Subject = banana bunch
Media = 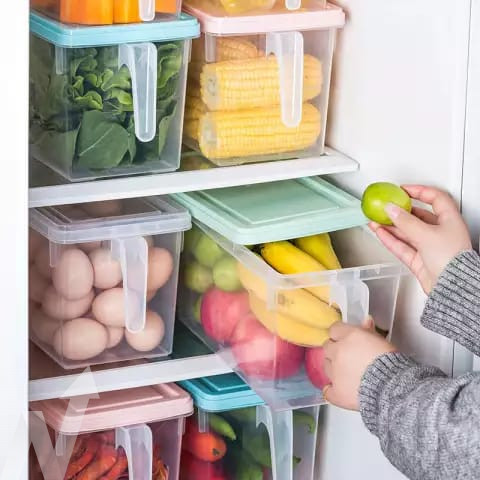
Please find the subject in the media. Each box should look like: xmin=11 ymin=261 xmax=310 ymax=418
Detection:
xmin=237 ymin=233 xmax=343 ymax=347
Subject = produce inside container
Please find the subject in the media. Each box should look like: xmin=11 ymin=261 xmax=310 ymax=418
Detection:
xmin=183 ymin=4 xmax=344 ymax=165
xmin=28 ymin=197 xmax=190 ymax=369
xmin=173 ymin=179 xmax=405 ymax=408
xmin=29 ymin=13 xmax=199 ymax=181
xmin=29 ymin=383 xmax=193 ymax=480
xmin=30 ymin=0 xmax=183 ymax=25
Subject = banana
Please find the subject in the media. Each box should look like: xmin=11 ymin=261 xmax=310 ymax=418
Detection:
xmin=294 ymin=234 xmax=342 ymax=270
xmin=260 ymin=241 xmax=333 ymax=304
xmin=249 ymin=293 xmax=330 ymax=347
xmin=237 ymin=262 xmax=341 ymax=329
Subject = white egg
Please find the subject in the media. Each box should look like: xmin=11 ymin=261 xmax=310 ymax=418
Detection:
xmin=29 ymin=265 xmax=49 ymax=304
xmin=125 ymin=310 xmax=165 ymax=352
xmin=52 ymin=248 xmax=94 ymax=300
xmin=147 ymin=248 xmax=174 ymax=291
xmin=78 ymin=241 xmax=102 ymax=254
xmin=35 ymin=244 xmax=52 ymax=280
xmin=92 ymin=288 xmax=140 ymax=328
xmin=82 ymin=200 xmax=123 ymax=218
xmin=89 ymin=248 xmax=123 ymax=289
xmin=31 ymin=310 xmax=60 ymax=346
xmin=29 ymin=229 xmax=45 ymax=262
xmin=146 ymin=289 xmax=158 ymax=302
xmin=53 ymin=318 xmax=108 ymax=361
xmin=42 ymin=286 xmax=94 ymax=320
xmin=106 ymin=326 xmax=124 ymax=349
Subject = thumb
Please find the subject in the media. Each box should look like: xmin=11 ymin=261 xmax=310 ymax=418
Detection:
xmin=385 ymin=203 xmax=429 ymax=246
xmin=323 ymin=384 xmax=342 ymax=407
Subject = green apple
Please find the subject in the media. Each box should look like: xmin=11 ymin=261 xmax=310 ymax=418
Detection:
xmin=193 ymin=296 xmax=202 ymax=323
xmin=213 ymin=257 xmax=241 ymax=292
xmin=361 ymin=182 xmax=412 ymax=225
xmin=194 ymin=235 xmax=225 ymax=268
xmin=184 ymin=262 xmax=213 ymax=293
xmin=184 ymin=227 xmax=202 ymax=254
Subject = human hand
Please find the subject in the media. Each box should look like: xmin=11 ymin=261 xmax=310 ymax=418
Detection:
xmin=323 ymin=322 xmax=396 ymax=410
xmin=370 ymin=185 xmax=472 ymax=294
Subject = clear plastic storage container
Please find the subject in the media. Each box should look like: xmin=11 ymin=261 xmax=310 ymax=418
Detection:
xmin=29 ymin=383 xmax=193 ymax=480
xmin=28 ymin=197 xmax=190 ymax=369
xmin=179 ymin=374 xmax=320 ymax=480
xmin=182 ymin=3 xmax=343 ymax=166
xmin=30 ymin=0 xmax=183 ymax=25
xmin=173 ymin=178 xmax=406 ymax=409
xmin=29 ymin=13 xmax=199 ymax=181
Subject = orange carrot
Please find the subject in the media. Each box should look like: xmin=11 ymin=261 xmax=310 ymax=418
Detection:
xmin=76 ymin=446 xmax=118 ymax=480
xmin=155 ymin=0 xmax=178 ymax=14
xmin=64 ymin=436 xmax=99 ymax=480
xmin=99 ymin=450 xmax=128 ymax=480
xmin=182 ymin=430 xmax=227 ymax=462
xmin=60 ymin=0 xmax=114 ymax=25
xmin=114 ymin=0 xmax=141 ymax=23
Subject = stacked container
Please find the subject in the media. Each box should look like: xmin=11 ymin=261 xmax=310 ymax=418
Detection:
xmin=173 ymin=178 xmax=406 ymax=409
xmin=179 ymin=374 xmax=320 ymax=480
xmin=29 ymin=12 xmax=199 ymax=181
xmin=182 ymin=2 xmax=343 ymax=165
xmin=28 ymin=196 xmax=190 ymax=369
xmin=29 ymin=383 xmax=193 ymax=480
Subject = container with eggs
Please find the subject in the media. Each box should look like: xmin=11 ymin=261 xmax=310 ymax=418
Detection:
xmin=29 ymin=197 xmax=191 ymax=369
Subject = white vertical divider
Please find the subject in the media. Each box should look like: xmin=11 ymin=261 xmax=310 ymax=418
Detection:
xmin=0 ymin=1 xmax=29 ymax=479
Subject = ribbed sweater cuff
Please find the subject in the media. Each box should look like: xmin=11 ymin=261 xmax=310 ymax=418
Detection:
xmin=421 ymin=250 xmax=480 ymax=355
xmin=359 ymin=352 xmax=418 ymax=436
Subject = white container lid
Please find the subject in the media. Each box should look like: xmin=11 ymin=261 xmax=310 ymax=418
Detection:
xmin=183 ymin=2 xmax=345 ymax=35
xmin=30 ymin=196 xmax=191 ymax=244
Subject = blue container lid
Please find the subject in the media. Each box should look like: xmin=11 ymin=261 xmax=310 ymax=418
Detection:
xmin=180 ymin=374 xmax=264 ymax=412
xmin=30 ymin=12 xmax=200 ymax=48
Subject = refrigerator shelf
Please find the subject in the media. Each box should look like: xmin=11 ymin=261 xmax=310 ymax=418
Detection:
xmin=29 ymin=147 xmax=358 ymax=208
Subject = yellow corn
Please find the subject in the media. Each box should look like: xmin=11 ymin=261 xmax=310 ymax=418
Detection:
xmin=200 ymin=54 xmax=322 ymax=111
xmin=198 ymin=103 xmax=321 ymax=160
xmin=184 ymin=91 xmax=206 ymax=141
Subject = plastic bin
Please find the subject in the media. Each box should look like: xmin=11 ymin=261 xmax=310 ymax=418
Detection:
xmin=29 ymin=13 xmax=199 ymax=181
xmin=30 ymin=0 xmax=183 ymax=24
xmin=182 ymin=3 xmax=344 ymax=165
xmin=179 ymin=374 xmax=320 ymax=480
xmin=28 ymin=197 xmax=190 ymax=369
xmin=29 ymin=383 xmax=193 ymax=480
xmin=173 ymin=178 xmax=406 ymax=409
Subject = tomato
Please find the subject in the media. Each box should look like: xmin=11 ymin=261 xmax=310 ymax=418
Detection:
xmin=361 ymin=182 xmax=412 ymax=225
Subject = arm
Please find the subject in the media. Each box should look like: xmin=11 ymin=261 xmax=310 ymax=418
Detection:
xmin=360 ymin=352 xmax=480 ymax=480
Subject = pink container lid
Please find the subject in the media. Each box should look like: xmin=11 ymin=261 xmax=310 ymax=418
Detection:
xmin=183 ymin=2 xmax=345 ymax=35
xmin=30 ymin=384 xmax=193 ymax=435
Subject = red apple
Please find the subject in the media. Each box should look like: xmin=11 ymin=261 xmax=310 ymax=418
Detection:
xmin=230 ymin=312 xmax=262 ymax=344
xmin=305 ymin=347 xmax=330 ymax=389
xmin=200 ymin=288 xmax=250 ymax=343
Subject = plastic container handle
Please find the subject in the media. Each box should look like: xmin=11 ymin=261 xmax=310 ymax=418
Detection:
xmin=119 ymin=43 xmax=158 ymax=142
xmin=285 ymin=0 xmax=301 ymax=10
xmin=116 ymin=424 xmax=153 ymax=480
xmin=111 ymin=237 xmax=148 ymax=333
xmin=138 ymin=0 xmax=155 ymax=21
xmin=266 ymin=31 xmax=304 ymax=128
xmin=256 ymin=406 xmax=293 ymax=480
xmin=329 ymin=280 xmax=370 ymax=327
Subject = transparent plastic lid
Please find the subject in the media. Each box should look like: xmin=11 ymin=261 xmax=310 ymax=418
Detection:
xmin=30 ymin=383 xmax=193 ymax=434
xmin=183 ymin=2 xmax=344 ymax=35
xmin=172 ymin=178 xmax=367 ymax=245
xmin=30 ymin=197 xmax=191 ymax=244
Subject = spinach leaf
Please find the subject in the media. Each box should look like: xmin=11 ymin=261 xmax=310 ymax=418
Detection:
xmin=76 ymin=111 xmax=129 ymax=169
xmin=157 ymin=101 xmax=177 ymax=155
xmin=104 ymin=88 xmax=134 ymax=112
xmin=121 ymin=115 xmax=137 ymax=165
xmin=101 ymin=66 xmax=131 ymax=91
xmin=157 ymin=44 xmax=182 ymax=90
xmin=73 ymin=91 xmax=103 ymax=110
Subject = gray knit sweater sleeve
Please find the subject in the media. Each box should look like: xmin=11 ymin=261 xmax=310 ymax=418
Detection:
xmin=359 ymin=250 xmax=480 ymax=480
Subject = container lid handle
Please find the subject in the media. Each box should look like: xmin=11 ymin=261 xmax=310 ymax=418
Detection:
xmin=138 ymin=0 xmax=156 ymax=21
xmin=119 ymin=43 xmax=158 ymax=143
xmin=116 ymin=424 xmax=153 ymax=480
xmin=285 ymin=0 xmax=301 ymax=10
xmin=111 ymin=237 xmax=148 ymax=333
xmin=266 ymin=31 xmax=304 ymax=128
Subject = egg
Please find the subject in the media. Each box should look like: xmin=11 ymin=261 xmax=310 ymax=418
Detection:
xmin=29 ymin=229 xmax=45 ymax=262
xmin=82 ymin=200 xmax=123 ymax=218
xmin=78 ymin=241 xmax=102 ymax=254
xmin=146 ymin=289 xmax=158 ymax=302
xmin=92 ymin=288 xmax=140 ymax=328
xmin=89 ymin=248 xmax=123 ymax=289
xmin=53 ymin=318 xmax=108 ymax=361
xmin=147 ymin=248 xmax=174 ymax=291
xmin=125 ymin=310 xmax=165 ymax=352
xmin=52 ymin=248 xmax=94 ymax=300
xmin=42 ymin=286 xmax=94 ymax=320
xmin=29 ymin=265 xmax=49 ymax=304
xmin=31 ymin=309 xmax=60 ymax=346
xmin=35 ymin=245 xmax=52 ymax=280
xmin=106 ymin=326 xmax=124 ymax=349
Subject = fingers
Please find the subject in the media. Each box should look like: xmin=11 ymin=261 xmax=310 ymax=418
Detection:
xmin=375 ymin=226 xmax=418 ymax=271
xmin=384 ymin=204 xmax=428 ymax=246
xmin=323 ymin=339 xmax=337 ymax=360
xmin=363 ymin=315 xmax=375 ymax=331
xmin=401 ymin=185 xmax=459 ymax=219
xmin=411 ymin=206 xmax=438 ymax=225
xmin=328 ymin=322 xmax=352 ymax=341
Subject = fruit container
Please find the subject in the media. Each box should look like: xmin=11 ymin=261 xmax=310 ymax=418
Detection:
xmin=178 ymin=373 xmax=320 ymax=480
xmin=173 ymin=178 xmax=406 ymax=409
xmin=28 ymin=197 xmax=190 ymax=369
xmin=29 ymin=383 xmax=193 ymax=480
xmin=30 ymin=0 xmax=184 ymax=26
xmin=182 ymin=3 xmax=343 ymax=166
xmin=29 ymin=12 xmax=199 ymax=182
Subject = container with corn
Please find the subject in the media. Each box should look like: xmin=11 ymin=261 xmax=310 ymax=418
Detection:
xmin=182 ymin=2 xmax=344 ymax=165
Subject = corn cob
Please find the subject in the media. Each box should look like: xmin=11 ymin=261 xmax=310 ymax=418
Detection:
xmin=200 ymin=54 xmax=322 ymax=111
xmin=184 ymin=92 xmax=206 ymax=140
xmin=198 ymin=103 xmax=321 ymax=160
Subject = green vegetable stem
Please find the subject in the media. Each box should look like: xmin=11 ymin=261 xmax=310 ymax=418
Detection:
xmin=209 ymin=413 xmax=237 ymax=441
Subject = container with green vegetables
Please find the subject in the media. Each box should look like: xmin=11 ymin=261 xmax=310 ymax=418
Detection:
xmin=29 ymin=12 xmax=199 ymax=181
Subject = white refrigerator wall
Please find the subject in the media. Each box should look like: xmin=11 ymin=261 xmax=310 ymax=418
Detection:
xmin=317 ymin=0 xmax=473 ymax=478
